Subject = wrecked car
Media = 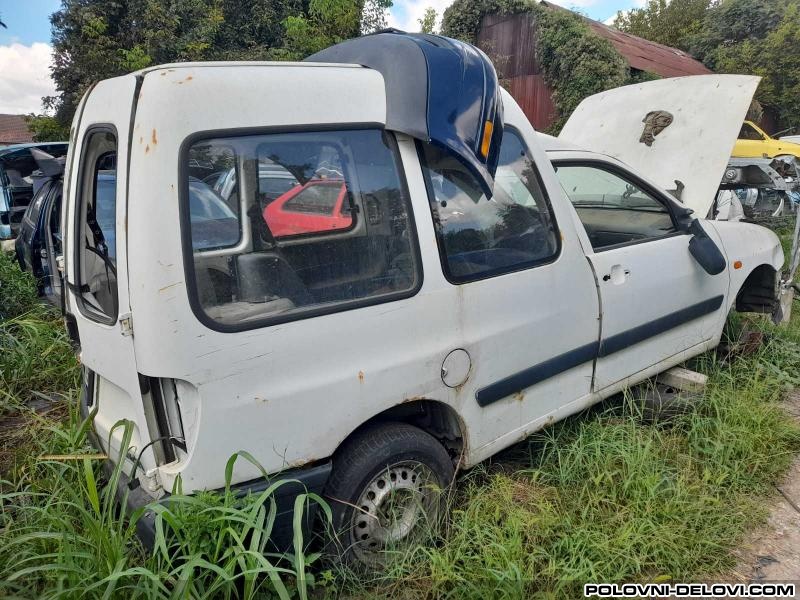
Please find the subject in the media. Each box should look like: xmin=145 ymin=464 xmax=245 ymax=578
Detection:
xmin=0 ymin=141 xmax=68 ymax=242
xmin=734 ymin=120 xmax=800 ymax=161
xmin=14 ymin=150 xmax=67 ymax=304
xmin=713 ymin=156 xmax=800 ymax=220
xmin=59 ymin=35 xmax=782 ymax=566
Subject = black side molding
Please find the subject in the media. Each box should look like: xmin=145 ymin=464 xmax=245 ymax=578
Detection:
xmin=476 ymin=295 xmax=724 ymax=407
xmin=598 ymin=295 xmax=723 ymax=357
xmin=475 ymin=342 xmax=599 ymax=407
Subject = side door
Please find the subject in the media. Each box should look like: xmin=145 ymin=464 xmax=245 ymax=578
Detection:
xmin=416 ymin=122 xmax=601 ymax=456
xmin=554 ymin=159 xmax=729 ymax=391
xmin=64 ymin=80 xmax=157 ymax=476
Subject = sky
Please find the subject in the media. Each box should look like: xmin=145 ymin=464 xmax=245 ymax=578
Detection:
xmin=0 ymin=0 xmax=642 ymax=114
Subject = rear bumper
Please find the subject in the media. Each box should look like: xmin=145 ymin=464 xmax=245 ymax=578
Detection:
xmin=80 ymin=368 xmax=332 ymax=551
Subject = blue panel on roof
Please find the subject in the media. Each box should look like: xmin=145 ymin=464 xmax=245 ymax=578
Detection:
xmin=306 ymin=30 xmax=504 ymax=196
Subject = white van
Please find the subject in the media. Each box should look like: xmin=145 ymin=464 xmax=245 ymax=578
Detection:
xmin=63 ymin=33 xmax=782 ymax=564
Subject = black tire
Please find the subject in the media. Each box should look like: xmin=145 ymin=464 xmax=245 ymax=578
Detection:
xmin=324 ymin=422 xmax=454 ymax=567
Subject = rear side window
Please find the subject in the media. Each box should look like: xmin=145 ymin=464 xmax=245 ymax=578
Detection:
xmin=183 ymin=129 xmax=420 ymax=330
xmin=420 ymin=129 xmax=559 ymax=283
xmin=74 ymin=129 xmax=118 ymax=323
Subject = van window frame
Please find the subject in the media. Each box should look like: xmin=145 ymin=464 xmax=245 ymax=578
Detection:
xmin=72 ymin=124 xmax=119 ymax=326
xmin=418 ymin=125 xmax=562 ymax=285
xmin=178 ymin=123 xmax=424 ymax=334
xmin=551 ymin=158 xmax=684 ymax=253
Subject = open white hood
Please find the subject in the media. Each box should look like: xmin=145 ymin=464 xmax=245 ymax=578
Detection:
xmin=558 ymin=74 xmax=760 ymax=217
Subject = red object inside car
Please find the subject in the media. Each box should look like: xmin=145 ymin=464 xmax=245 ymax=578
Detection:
xmin=263 ymin=179 xmax=352 ymax=237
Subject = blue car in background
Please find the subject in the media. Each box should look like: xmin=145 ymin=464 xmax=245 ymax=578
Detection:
xmin=0 ymin=142 xmax=68 ymax=240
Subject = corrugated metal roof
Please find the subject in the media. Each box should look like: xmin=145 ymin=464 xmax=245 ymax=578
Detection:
xmin=540 ymin=1 xmax=711 ymax=77
xmin=0 ymin=114 xmax=33 ymax=145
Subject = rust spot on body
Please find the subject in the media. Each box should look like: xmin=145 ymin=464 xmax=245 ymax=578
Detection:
xmin=185 ymin=75 xmax=193 ymax=82
xmin=402 ymin=395 xmax=426 ymax=403
xmin=358 ymin=370 xmax=365 ymax=383
xmin=151 ymin=129 xmax=158 ymax=145
xmin=514 ymin=391 xmax=525 ymax=402
xmin=145 ymin=144 xmax=150 ymax=154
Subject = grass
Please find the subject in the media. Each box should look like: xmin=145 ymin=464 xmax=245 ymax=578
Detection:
xmin=1 ymin=247 xmax=800 ymax=598
xmin=338 ymin=323 xmax=800 ymax=599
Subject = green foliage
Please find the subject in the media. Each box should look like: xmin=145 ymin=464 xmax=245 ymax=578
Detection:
xmin=613 ymin=0 xmax=712 ymax=51
xmin=360 ymin=0 xmax=393 ymax=34
xmin=440 ymin=0 xmax=531 ymax=43
xmin=281 ymin=0 xmax=363 ymax=59
xmin=0 ymin=415 xmax=332 ymax=598
xmin=418 ymin=7 xmax=438 ymax=33
xmin=700 ymin=0 xmax=800 ymax=130
xmin=48 ymin=0 xmax=383 ymax=125
xmin=0 ymin=251 xmax=40 ymax=321
xmin=341 ymin=323 xmax=800 ymax=597
xmin=0 ymin=313 xmax=80 ymax=407
xmin=0 ymin=253 xmax=79 ymax=411
xmin=24 ymin=114 xmax=70 ymax=143
xmin=535 ymin=6 xmax=628 ymax=132
xmin=690 ymin=0 xmax=787 ymax=66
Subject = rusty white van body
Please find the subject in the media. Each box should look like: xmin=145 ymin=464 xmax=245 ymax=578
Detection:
xmin=61 ymin=35 xmax=781 ymax=563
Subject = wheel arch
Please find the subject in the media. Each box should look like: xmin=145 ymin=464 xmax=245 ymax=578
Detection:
xmin=734 ymin=262 xmax=780 ymax=314
xmin=332 ymin=399 xmax=468 ymax=466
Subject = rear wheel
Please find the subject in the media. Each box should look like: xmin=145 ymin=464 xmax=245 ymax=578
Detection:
xmin=324 ymin=422 xmax=454 ymax=567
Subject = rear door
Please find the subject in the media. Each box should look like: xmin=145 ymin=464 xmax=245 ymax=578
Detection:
xmin=64 ymin=78 xmax=158 ymax=480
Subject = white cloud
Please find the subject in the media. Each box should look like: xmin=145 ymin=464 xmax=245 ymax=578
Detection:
xmin=0 ymin=42 xmax=56 ymax=114
xmin=387 ymin=0 xmax=454 ymax=32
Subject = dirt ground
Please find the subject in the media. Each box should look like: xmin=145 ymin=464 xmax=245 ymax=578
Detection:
xmin=730 ymin=392 xmax=800 ymax=592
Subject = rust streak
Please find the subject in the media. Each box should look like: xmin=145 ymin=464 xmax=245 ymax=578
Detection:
xmin=358 ymin=370 xmax=365 ymax=383
xmin=151 ymin=129 xmax=158 ymax=145
xmin=158 ymin=281 xmax=182 ymax=293
xmin=145 ymin=144 xmax=150 ymax=154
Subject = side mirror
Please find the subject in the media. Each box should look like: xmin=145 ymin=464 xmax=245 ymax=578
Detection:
xmin=688 ymin=220 xmax=725 ymax=275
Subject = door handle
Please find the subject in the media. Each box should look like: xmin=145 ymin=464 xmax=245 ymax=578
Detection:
xmin=602 ymin=265 xmax=630 ymax=284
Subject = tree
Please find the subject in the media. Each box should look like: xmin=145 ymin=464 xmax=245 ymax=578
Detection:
xmin=361 ymin=0 xmax=392 ymax=33
xmin=281 ymin=0 xmax=364 ymax=58
xmin=418 ymin=7 xmax=437 ymax=33
xmin=25 ymin=115 xmax=70 ymax=142
xmin=690 ymin=0 xmax=786 ymax=67
xmin=47 ymin=0 xmax=307 ymax=126
xmin=613 ymin=0 xmax=712 ymax=51
xmin=707 ymin=1 xmax=800 ymax=129
xmin=47 ymin=0 xmax=382 ymax=125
